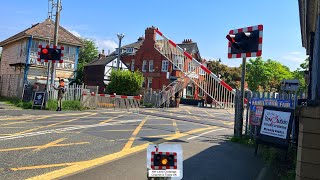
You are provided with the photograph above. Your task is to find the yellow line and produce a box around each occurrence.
[0,141,89,152]
[0,126,29,129]
[185,110,191,114]
[11,162,77,171]
[32,138,67,152]
[203,110,214,118]
[27,126,213,180]
[0,116,51,126]
[99,114,124,124]
[144,124,173,126]
[122,116,148,150]
[101,129,134,132]
[11,113,97,135]
[144,134,173,138]
[172,120,180,134]
[0,112,93,121]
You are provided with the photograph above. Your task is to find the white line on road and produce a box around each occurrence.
[0,120,142,141]
[187,128,226,140]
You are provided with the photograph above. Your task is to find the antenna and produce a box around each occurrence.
[48,0,54,20]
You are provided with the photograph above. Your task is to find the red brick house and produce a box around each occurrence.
[122,27,206,97]
[85,27,207,98]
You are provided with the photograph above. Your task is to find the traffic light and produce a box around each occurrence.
[38,45,64,61]
[153,153,175,167]
[226,25,263,58]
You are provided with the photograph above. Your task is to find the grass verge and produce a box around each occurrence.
[0,96,85,111]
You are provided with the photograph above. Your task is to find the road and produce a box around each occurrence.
[0,106,262,180]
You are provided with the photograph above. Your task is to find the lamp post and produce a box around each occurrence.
[117,33,125,70]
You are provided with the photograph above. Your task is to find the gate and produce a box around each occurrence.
[154,29,236,110]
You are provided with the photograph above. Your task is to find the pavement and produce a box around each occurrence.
[0,103,264,180]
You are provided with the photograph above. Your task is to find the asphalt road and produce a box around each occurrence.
[0,105,239,180]
[0,106,262,180]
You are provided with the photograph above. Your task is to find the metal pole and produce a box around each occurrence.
[238,57,246,137]
[117,38,121,70]
[116,33,124,70]
[50,0,61,85]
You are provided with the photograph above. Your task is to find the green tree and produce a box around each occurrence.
[207,60,241,89]
[246,57,272,91]
[72,38,99,84]
[292,58,309,93]
[106,70,144,95]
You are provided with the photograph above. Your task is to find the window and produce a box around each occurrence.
[173,55,184,70]
[149,60,154,72]
[147,78,152,89]
[131,59,135,71]
[126,48,134,53]
[142,60,147,72]
[161,60,169,72]
[188,61,195,72]
[200,63,207,75]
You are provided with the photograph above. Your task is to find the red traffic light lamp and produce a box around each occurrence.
[41,48,48,54]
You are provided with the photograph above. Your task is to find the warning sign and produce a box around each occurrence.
[260,109,291,139]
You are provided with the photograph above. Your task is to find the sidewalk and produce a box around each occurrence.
[64,139,265,180]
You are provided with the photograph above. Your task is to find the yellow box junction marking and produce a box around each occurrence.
[122,116,149,150]
[0,139,89,153]
[26,126,215,180]
[172,120,180,134]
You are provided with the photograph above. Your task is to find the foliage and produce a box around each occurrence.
[0,96,84,111]
[0,96,32,109]
[46,100,83,111]
[106,70,144,95]
[229,136,255,146]
[207,60,241,89]
[246,57,293,91]
[72,38,99,84]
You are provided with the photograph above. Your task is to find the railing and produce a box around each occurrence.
[154,29,236,109]
[49,84,85,101]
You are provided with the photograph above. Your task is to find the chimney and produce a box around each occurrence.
[144,26,157,44]
[138,36,145,41]
[182,39,193,43]
[98,49,106,59]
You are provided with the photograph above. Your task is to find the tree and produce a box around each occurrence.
[246,57,292,91]
[72,38,99,84]
[207,60,241,89]
[292,58,309,93]
[106,70,144,96]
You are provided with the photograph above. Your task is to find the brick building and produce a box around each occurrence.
[0,19,82,98]
[123,27,206,98]
[85,26,207,97]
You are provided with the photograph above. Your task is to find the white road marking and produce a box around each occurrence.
[187,128,226,140]
[0,120,142,141]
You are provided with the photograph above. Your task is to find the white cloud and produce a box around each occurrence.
[68,30,81,38]
[281,51,307,64]
[95,39,118,53]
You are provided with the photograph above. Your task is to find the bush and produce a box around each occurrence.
[106,70,144,95]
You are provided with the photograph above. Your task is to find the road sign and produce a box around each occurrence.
[147,144,183,180]
[227,25,263,58]
[32,92,46,109]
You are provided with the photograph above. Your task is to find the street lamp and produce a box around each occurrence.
[117,33,125,70]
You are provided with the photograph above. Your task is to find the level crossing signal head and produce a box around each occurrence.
[38,45,63,61]
[226,25,263,58]
[153,154,175,167]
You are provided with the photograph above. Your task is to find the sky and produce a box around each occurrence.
[0,0,307,70]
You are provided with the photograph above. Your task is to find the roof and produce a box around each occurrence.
[177,42,201,59]
[122,40,144,49]
[85,55,117,66]
[0,18,83,47]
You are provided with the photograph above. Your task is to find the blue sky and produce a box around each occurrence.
[0,0,306,70]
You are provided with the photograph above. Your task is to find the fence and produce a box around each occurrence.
[0,74,22,98]
[48,84,86,101]
[81,92,141,112]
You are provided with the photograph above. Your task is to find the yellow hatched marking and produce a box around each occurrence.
[122,116,149,150]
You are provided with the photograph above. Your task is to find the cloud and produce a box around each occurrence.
[68,30,81,38]
[95,39,118,53]
[281,51,307,64]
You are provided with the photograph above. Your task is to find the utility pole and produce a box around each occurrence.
[117,33,125,70]
[50,0,61,85]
